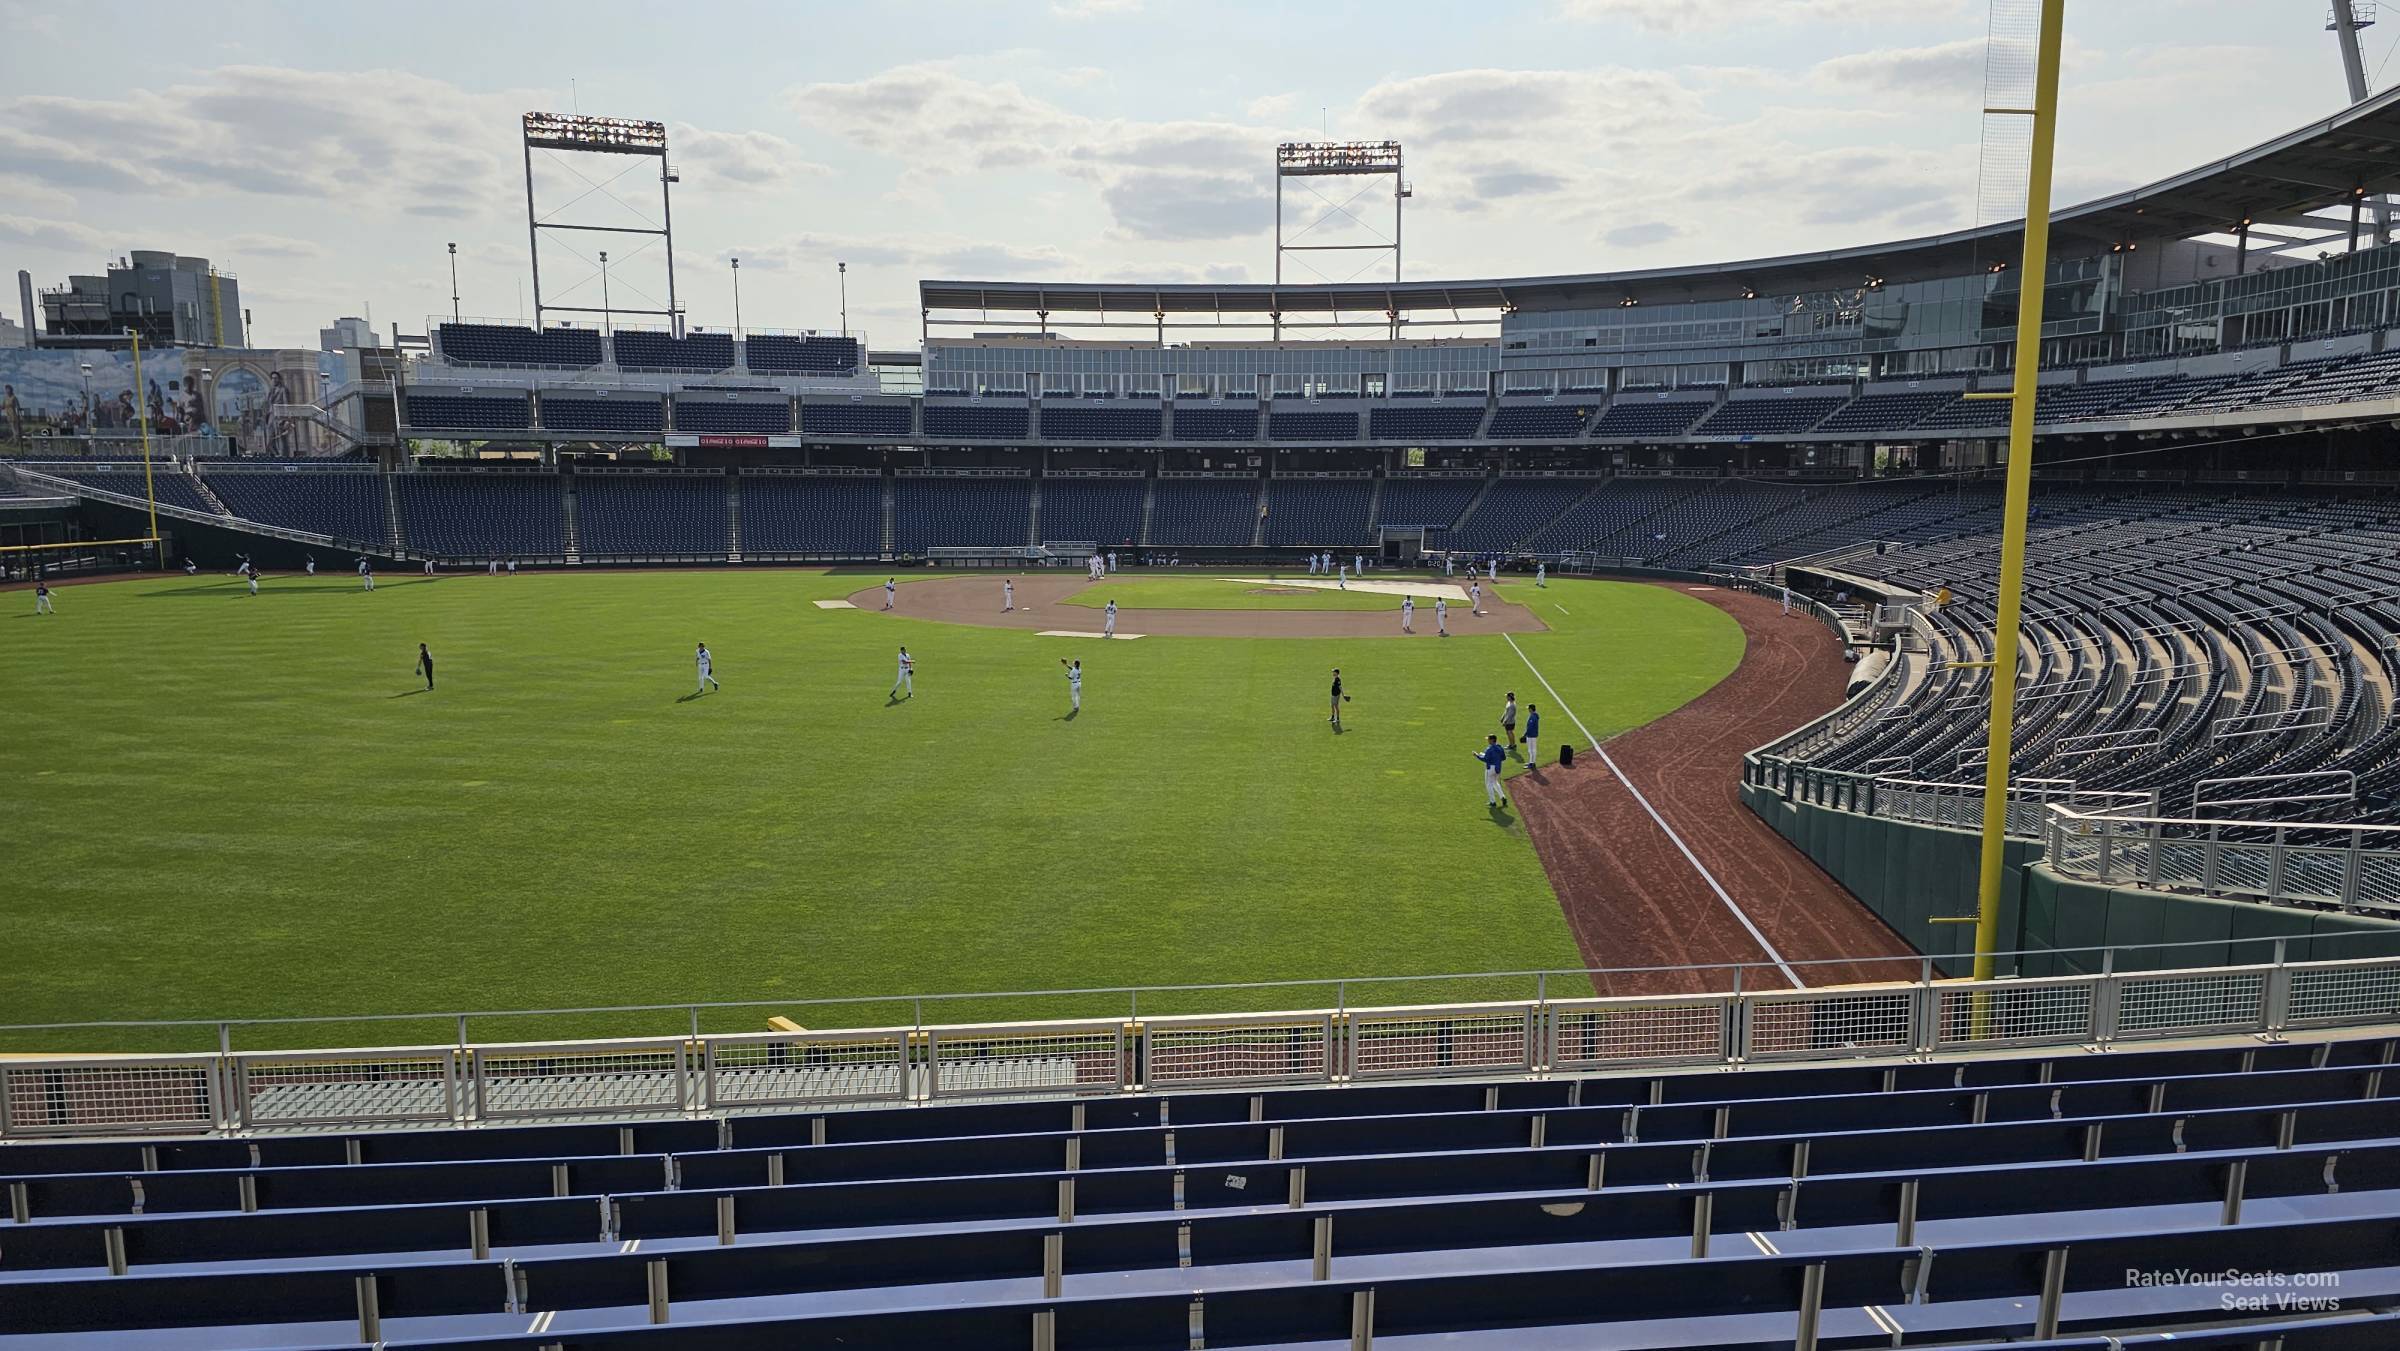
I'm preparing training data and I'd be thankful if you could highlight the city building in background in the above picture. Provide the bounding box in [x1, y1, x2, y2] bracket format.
[37, 251, 243, 348]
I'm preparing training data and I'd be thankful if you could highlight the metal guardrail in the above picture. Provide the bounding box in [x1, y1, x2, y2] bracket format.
[6, 950, 2397, 1139]
[2047, 806, 2400, 916]
[1744, 760, 2156, 841]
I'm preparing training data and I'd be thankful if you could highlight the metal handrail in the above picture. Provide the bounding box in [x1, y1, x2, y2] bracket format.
[2047, 805, 2400, 914]
[6, 943, 2394, 1139]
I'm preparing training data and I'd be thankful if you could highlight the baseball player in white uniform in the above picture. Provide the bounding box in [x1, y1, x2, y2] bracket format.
[1004, 579, 1015, 612]
[1536, 563, 1547, 588]
[1402, 595, 1415, 633]
[1103, 599, 1119, 638]
[1435, 596, 1449, 636]
[891, 646, 914, 699]
[695, 643, 722, 694]
[1469, 581, 1483, 616]
[1780, 586, 1793, 617]
[1488, 558, 1499, 582]
[883, 578, 897, 611]
[1060, 658, 1082, 712]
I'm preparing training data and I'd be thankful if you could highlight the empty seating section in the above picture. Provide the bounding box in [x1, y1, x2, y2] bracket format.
[1914, 392, 2012, 432]
[801, 402, 911, 437]
[1264, 478, 1373, 545]
[1447, 477, 1591, 551]
[27, 463, 217, 514]
[575, 474, 728, 557]
[1786, 483, 2400, 821]
[1817, 389, 1957, 433]
[1268, 410, 1361, 441]
[1590, 395, 1714, 437]
[1524, 477, 1708, 553]
[200, 466, 388, 543]
[2034, 375, 2179, 422]
[738, 474, 881, 555]
[922, 403, 1028, 440]
[609, 330, 734, 372]
[894, 475, 1030, 550]
[1368, 404, 1485, 439]
[1377, 475, 1483, 529]
[674, 399, 790, 435]
[540, 396, 664, 436]
[1694, 393, 1848, 436]
[1040, 404, 1162, 440]
[1646, 479, 1811, 565]
[744, 334, 861, 375]
[1038, 477, 1145, 544]
[1149, 477, 1259, 545]
[2258, 348, 2400, 408]
[6, 1033, 2397, 1349]
[1486, 402, 1592, 439]
[404, 394, 532, 433]
[393, 474, 563, 557]
[1173, 406, 1259, 439]
[434, 323, 602, 368]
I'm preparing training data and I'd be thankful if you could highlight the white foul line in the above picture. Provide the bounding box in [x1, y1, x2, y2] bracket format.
[1502, 633, 1803, 988]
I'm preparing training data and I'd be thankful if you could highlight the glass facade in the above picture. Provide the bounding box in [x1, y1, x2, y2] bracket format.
[925, 240, 2400, 397]
[926, 339, 1497, 397]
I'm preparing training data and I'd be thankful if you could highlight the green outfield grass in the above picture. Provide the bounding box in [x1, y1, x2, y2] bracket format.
[1059, 575, 1407, 611]
[0, 571, 1742, 1050]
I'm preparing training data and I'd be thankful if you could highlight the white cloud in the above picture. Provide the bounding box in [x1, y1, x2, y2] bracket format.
[1812, 37, 1987, 97]
[0, 213, 111, 252]
[788, 63, 1272, 241]
[1051, 0, 1141, 16]
[1554, 0, 1967, 32]
[670, 124, 830, 188]
[221, 232, 329, 261]
[1603, 221, 1681, 249]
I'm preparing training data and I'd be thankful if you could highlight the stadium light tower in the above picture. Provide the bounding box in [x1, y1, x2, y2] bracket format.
[730, 257, 741, 339]
[520, 112, 681, 336]
[2330, 1, 2392, 243]
[446, 243, 460, 324]
[1275, 142, 1410, 299]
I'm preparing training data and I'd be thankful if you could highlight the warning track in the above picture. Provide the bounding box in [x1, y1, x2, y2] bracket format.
[1511, 584, 1916, 996]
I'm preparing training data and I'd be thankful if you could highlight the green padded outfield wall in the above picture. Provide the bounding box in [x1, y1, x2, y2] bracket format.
[1741, 785, 2400, 975]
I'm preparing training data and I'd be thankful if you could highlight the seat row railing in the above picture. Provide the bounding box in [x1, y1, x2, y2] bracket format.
[2047, 806, 2400, 916]
[7, 951, 2397, 1140]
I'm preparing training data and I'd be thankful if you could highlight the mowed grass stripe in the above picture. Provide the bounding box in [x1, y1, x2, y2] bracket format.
[0, 572, 1741, 1050]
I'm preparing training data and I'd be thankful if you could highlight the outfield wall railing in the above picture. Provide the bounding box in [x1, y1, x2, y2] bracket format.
[2047, 806, 2400, 916]
[7, 941, 2400, 1140]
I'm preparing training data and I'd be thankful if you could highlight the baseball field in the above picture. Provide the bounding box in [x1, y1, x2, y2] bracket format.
[1, 567, 1745, 1050]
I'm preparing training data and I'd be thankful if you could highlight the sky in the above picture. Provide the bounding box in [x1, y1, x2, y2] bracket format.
[0, 0, 2385, 350]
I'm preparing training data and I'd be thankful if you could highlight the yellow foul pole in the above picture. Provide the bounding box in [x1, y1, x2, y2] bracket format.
[131, 332, 161, 557]
[1973, 0, 2068, 982]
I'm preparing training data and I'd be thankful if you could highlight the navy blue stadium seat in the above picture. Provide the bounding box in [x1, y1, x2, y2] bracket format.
[1174, 406, 1260, 440]
[1487, 402, 1594, 439]
[738, 474, 881, 555]
[745, 334, 862, 375]
[541, 396, 665, 436]
[1040, 404, 1162, 440]
[1368, 404, 1484, 439]
[801, 401, 912, 437]
[25, 462, 218, 514]
[404, 394, 533, 434]
[201, 466, 388, 544]
[674, 398, 790, 435]
[1269, 410, 1362, 441]
[435, 323, 603, 368]
[575, 474, 728, 557]
[1150, 477, 1259, 544]
[1265, 478, 1373, 544]
[1591, 395, 1715, 438]
[1377, 475, 1483, 529]
[394, 473, 564, 557]
[611, 330, 735, 372]
[894, 475, 1030, 550]
[1040, 476, 1145, 544]
[922, 403, 1029, 440]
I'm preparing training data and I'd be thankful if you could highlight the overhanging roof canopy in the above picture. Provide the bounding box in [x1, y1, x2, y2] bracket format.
[923, 84, 2400, 318]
